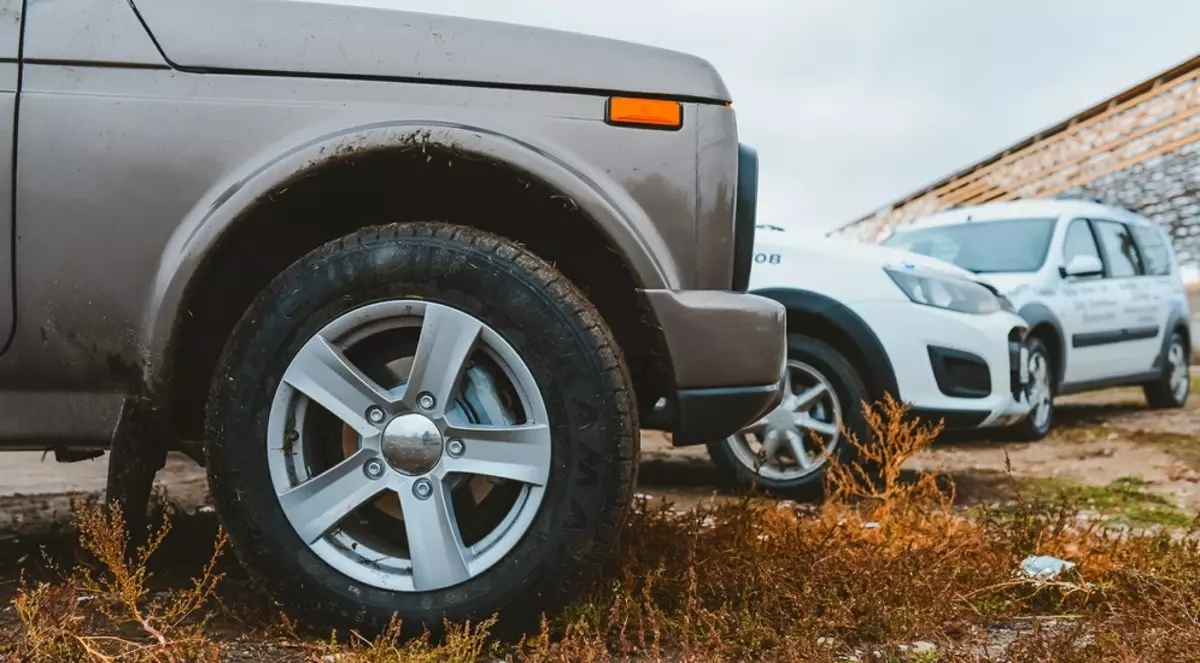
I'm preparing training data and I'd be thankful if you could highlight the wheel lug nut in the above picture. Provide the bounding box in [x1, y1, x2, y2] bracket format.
[447, 439, 465, 458]
[417, 392, 436, 411]
[413, 478, 433, 500]
[366, 406, 386, 424]
[363, 458, 386, 479]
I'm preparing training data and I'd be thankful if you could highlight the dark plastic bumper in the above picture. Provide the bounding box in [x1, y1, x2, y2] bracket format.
[645, 370, 786, 447]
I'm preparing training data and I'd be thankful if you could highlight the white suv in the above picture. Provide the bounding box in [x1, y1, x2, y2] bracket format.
[695, 224, 1033, 497]
[883, 199, 1192, 438]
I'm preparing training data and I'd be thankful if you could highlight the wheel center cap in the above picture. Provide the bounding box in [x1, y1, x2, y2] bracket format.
[381, 413, 444, 476]
[765, 404, 796, 436]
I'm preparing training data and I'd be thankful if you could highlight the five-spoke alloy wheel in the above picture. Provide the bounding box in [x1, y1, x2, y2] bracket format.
[205, 223, 637, 638]
[268, 299, 552, 593]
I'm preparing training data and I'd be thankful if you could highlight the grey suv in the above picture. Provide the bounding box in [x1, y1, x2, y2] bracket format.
[2, 0, 786, 636]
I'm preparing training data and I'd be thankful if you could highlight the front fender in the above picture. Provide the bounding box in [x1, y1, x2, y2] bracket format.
[751, 287, 901, 401]
[141, 120, 680, 378]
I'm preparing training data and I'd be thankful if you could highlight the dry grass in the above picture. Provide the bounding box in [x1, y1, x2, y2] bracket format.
[5, 397, 1200, 661]
[5, 496, 228, 662]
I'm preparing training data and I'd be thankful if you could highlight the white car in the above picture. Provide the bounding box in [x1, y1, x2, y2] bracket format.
[701, 224, 1033, 497]
[883, 198, 1193, 438]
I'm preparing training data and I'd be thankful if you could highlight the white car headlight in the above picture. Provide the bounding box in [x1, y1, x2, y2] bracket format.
[884, 267, 1002, 315]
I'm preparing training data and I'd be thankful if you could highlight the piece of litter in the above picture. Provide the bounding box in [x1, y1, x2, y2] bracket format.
[198, 505, 215, 514]
[861, 521, 880, 529]
[1020, 555, 1076, 580]
[912, 641, 937, 654]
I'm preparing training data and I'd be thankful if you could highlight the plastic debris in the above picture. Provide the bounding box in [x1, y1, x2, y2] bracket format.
[1020, 555, 1076, 580]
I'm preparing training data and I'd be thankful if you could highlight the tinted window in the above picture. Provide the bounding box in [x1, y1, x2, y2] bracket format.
[1062, 219, 1101, 264]
[1093, 220, 1143, 278]
[1131, 224, 1171, 276]
[882, 218, 1056, 274]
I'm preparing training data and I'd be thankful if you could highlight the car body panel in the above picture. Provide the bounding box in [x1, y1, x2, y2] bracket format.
[24, 0, 165, 65]
[0, 0, 18, 350]
[132, 0, 731, 102]
[0, 0, 783, 449]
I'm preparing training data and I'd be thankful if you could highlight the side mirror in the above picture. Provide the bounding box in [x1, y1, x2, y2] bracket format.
[1060, 254, 1103, 279]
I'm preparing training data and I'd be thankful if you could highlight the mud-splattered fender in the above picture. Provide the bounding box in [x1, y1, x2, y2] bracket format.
[140, 119, 680, 381]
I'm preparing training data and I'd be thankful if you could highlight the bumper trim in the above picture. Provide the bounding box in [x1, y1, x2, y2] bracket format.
[909, 407, 990, 430]
[670, 379, 785, 447]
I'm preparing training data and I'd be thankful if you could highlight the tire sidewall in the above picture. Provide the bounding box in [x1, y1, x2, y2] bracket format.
[709, 334, 870, 495]
[205, 226, 633, 632]
[1165, 332, 1190, 406]
[1022, 337, 1055, 438]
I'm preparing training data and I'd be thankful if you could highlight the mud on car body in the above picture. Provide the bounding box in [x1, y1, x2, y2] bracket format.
[0, 0, 786, 637]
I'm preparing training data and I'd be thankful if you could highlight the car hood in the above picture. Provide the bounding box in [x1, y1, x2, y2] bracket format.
[759, 227, 979, 280]
[132, 0, 731, 102]
[967, 272, 1038, 297]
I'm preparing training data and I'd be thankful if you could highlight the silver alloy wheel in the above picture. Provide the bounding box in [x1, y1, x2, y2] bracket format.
[725, 359, 842, 481]
[1168, 339, 1189, 402]
[266, 300, 552, 593]
[1027, 348, 1053, 430]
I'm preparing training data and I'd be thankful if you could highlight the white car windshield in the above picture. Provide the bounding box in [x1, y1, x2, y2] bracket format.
[882, 218, 1057, 274]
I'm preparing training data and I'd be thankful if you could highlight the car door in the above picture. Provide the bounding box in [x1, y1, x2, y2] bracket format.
[1056, 217, 1118, 385]
[0, 0, 17, 352]
[1128, 222, 1178, 371]
[1088, 218, 1159, 378]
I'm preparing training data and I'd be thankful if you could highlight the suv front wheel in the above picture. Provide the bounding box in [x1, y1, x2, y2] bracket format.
[204, 222, 637, 637]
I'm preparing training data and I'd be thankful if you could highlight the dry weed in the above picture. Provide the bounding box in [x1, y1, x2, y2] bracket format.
[4, 495, 228, 662]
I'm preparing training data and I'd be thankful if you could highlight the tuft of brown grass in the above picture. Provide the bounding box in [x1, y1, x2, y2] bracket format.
[5, 495, 228, 663]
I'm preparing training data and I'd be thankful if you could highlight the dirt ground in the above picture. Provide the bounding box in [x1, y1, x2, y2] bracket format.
[0, 378, 1197, 530]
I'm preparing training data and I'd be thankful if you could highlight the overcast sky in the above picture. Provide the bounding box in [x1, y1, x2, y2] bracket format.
[328, 0, 1200, 233]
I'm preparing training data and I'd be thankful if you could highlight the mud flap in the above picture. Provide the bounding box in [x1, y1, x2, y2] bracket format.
[103, 399, 170, 546]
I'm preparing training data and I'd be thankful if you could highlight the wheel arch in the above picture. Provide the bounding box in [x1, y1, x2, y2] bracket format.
[1152, 303, 1192, 372]
[1018, 303, 1066, 387]
[751, 287, 900, 403]
[149, 122, 676, 441]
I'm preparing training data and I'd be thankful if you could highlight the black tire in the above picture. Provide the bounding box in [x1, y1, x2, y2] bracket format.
[204, 222, 638, 639]
[1144, 330, 1190, 409]
[705, 333, 872, 500]
[1010, 336, 1054, 441]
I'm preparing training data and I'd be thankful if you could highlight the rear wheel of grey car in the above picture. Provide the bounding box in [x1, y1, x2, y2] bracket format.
[1144, 331, 1190, 409]
[1010, 337, 1054, 441]
[706, 334, 871, 500]
[204, 222, 637, 639]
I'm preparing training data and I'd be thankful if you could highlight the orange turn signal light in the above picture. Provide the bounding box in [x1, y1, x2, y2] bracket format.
[606, 97, 683, 130]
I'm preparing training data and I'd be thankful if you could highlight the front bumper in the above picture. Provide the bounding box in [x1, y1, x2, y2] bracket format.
[641, 289, 787, 446]
[853, 300, 1033, 430]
